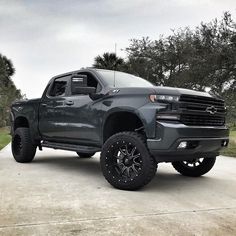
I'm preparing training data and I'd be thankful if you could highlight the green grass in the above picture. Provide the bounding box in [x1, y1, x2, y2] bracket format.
[0, 127, 11, 150]
[220, 130, 236, 157]
[230, 130, 236, 139]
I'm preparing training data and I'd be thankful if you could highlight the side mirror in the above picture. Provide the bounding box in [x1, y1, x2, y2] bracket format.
[71, 75, 96, 95]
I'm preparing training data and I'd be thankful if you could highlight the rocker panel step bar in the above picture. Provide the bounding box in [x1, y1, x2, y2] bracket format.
[41, 141, 100, 153]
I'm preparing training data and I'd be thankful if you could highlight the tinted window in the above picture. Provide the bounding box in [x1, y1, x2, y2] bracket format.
[97, 70, 154, 88]
[49, 76, 69, 97]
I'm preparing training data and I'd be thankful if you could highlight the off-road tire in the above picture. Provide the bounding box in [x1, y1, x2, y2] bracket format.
[76, 152, 96, 158]
[172, 157, 216, 177]
[100, 132, 157, 190]
[12, 128, 36, 163]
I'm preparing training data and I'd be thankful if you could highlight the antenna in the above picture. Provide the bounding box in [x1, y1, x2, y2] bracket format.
[113, 43, 117, 87]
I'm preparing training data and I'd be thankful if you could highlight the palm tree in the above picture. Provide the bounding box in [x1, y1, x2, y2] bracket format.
[93, 52, 124, 70]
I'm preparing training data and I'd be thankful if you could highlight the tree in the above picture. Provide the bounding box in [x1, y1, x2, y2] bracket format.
[92, 12, 236, 123]
[124, 12, 236, 123]
[93, 52, 125, 70]
[125, 12, 236, 94]
[0, 53, 22, 127]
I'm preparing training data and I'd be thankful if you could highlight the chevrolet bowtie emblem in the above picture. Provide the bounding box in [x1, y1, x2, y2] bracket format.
[206, 106, 217, 114]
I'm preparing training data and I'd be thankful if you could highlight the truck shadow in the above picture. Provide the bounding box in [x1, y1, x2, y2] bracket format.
[33, 155, 103, 178]
[33, 155, 223, 192]
[147, 170, 211, 192]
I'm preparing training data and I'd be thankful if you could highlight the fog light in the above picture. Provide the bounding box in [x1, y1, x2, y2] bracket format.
[222, 140, 228, 147]
[156, 114, 180, 120]
[178, 141, 187, 149]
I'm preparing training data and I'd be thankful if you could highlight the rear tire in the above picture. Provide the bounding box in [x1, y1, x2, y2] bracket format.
[172, 157, 216, 177]
[12, 128, 36, 163]
[76, 152, 95, 158]
[100, 132, 157, 190]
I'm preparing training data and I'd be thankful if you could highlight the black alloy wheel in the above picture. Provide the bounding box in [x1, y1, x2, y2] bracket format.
[172, 157, 216, 177]
[105, 140, 142, 182]
[101, 132, 157, 190]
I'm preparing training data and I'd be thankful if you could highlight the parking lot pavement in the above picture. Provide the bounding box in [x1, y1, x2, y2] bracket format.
[0, 144, 236, 236]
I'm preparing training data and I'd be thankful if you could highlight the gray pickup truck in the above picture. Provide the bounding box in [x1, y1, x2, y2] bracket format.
[10, 68, 229, 190]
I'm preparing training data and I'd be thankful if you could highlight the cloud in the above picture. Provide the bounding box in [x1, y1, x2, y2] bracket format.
[0, 0, 235, 98]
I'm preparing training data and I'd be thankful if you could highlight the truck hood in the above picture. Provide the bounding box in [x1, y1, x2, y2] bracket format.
[115, 86, 212, 98]
[152, 86, 211, 97]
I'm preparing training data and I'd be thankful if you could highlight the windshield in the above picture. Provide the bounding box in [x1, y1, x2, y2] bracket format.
[97, 70, 154, 88]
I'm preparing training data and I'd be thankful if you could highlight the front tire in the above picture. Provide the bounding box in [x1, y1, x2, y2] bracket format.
[12, 128, 37, 163]
[172, 157, 216, 177]
[100, 132, 157, 190]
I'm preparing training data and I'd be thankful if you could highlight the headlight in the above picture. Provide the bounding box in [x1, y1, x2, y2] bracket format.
[149, 94, 180, 103]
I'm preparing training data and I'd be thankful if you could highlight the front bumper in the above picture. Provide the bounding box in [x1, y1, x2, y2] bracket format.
[147, 122, 229, 163]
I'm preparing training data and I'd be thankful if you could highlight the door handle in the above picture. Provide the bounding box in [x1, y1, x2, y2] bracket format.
[65, 100, 74, 106]
[41, 103, 47, 107]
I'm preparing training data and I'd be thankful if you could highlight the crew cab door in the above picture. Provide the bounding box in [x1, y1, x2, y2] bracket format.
[38, 75, 71, 140]
[61, 72, 103, 146]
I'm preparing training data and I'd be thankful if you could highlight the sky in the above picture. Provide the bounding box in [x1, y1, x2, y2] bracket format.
[0, 0, 236, 98]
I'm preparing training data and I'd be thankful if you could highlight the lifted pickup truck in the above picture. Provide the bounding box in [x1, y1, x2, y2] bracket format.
[10, 68, 229, 190]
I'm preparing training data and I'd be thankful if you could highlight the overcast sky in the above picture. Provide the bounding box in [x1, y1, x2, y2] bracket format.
[0, 0, 235, 98]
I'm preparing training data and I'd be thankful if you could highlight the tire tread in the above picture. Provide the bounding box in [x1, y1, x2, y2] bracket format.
[101, 131, 157, 190]
[12, 128, 36, 163]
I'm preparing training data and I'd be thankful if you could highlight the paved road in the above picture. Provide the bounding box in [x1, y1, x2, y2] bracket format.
[0, 144, 236, 236]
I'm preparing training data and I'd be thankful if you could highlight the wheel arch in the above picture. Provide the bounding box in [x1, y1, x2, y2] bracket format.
[14, 116, 29, 131]
[102, 109, 146, 143]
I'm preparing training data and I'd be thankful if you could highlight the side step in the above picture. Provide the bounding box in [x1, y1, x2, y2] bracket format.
[41, 141, 101, 153]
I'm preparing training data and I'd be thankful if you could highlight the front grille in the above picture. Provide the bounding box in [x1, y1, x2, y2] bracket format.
[180, 114, 225, 126]
[179, 94, 226, 126]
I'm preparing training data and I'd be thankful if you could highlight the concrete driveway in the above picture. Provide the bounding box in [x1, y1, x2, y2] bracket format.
[0, 144, 236, 236]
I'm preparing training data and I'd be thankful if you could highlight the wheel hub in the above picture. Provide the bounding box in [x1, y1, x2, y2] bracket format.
[124, 158, 130, 166]
[105, 140, 142, 181]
